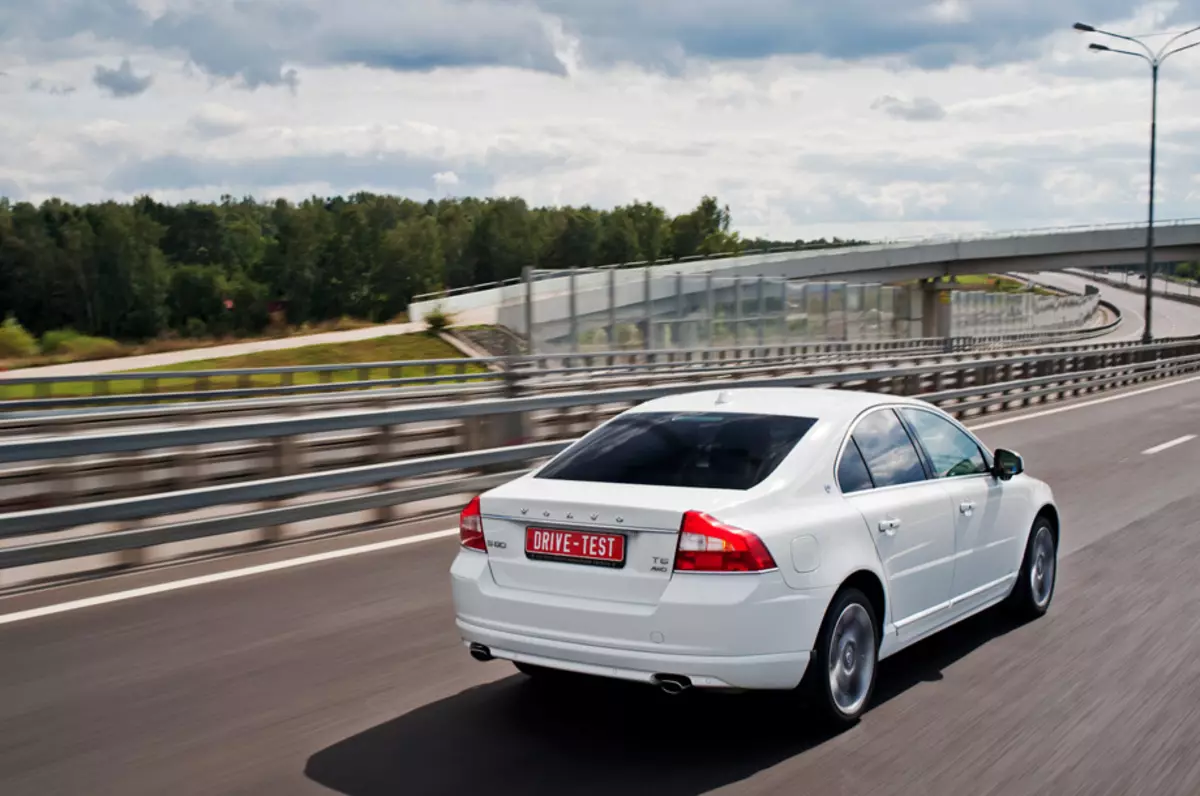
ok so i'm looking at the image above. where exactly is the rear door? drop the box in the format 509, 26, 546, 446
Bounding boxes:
838, 407, 956, 638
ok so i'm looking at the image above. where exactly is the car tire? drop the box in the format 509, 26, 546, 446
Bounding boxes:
802, 587, 880, 729
1005, 515, 1057, 620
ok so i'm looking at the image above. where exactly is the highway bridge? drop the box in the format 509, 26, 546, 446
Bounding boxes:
408, 220, 1200, 344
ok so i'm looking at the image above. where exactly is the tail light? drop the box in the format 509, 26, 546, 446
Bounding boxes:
674, 511, 776, 572
459, 496, 487, 552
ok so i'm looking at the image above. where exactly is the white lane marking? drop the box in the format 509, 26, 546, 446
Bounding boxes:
6, 372, 1200, 627
968, 375, 1200, 431
1142, 435, 1196, 456
0, 528, 458, 627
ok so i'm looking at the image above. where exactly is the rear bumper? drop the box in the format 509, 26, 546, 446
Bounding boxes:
450, 549, 831, 691
458, 619, 812, 690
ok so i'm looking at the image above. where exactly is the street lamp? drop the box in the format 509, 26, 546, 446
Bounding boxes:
1074, 21, 1200, 342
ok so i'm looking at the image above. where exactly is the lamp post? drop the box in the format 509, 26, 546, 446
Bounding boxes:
1073, 21, 1200, 343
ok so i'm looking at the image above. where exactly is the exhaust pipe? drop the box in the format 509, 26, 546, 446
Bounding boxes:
469, 643, 493, 662
653, 674, 692, 696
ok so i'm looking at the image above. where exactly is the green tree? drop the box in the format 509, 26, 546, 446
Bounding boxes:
625, 201, 669, 262
467, 198, 538, 284
546, 207, 602, 269
599, 207, 642, 265
376, 216, 444, 320
0, 190, 855, 344
166, 264, 226, 333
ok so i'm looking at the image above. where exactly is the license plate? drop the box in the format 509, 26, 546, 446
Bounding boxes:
525, 527, 626, 567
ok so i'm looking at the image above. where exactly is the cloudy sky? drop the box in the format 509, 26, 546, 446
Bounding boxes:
1, 0, 1199, 240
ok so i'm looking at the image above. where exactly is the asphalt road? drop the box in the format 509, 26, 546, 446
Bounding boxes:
1030, 270, 1200, 340
3, 375, 1200, 795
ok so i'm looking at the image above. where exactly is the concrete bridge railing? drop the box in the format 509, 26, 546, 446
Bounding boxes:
489, 271, 1102, 355
409, 218, 1200, 349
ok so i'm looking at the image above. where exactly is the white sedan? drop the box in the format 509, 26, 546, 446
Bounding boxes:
450, 387, 1059, 725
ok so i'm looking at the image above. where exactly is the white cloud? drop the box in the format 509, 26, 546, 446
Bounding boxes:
188, 102, 250, 138
0, 1, 1198, 242
433, 170, 461, 194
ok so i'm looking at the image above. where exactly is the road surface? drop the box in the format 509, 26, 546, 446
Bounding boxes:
1031, 270, 1200, 341
3, 373, 1200, 795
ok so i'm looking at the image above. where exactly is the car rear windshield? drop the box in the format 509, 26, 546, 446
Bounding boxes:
535, 411, 817, 490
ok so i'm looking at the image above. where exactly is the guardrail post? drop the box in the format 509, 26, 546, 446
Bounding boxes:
499, 357, 528, 446
733, 275, 743, 347
608, 267, 618, 359
374, 424, 399, 523
1024, 358, 1048, 406
675, 271, 685, 349
175, 440, 201, 491
114, 451, 151, 568
705, 272, 715, 347
757, 275, 766, 346
643, 266, 653, 352
522, 265, 535, 355
46, 422, 79, 509
568, 266, 579, 361
461, 415, 487, 452
1077, 355, 1093, 395
260, 435, 300, 544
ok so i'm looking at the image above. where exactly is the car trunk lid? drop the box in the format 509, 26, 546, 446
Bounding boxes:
479, 477, 740, 605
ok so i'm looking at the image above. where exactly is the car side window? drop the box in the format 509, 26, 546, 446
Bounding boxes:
899, 408, 990, 478
837, 438, 875, 493
849, 409, 928, 488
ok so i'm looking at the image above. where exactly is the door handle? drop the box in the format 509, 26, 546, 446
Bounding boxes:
959, 501, 976, 516
878, 518, 901, 532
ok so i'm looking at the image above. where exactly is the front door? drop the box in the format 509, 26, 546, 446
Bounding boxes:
897, 407, 1018, 610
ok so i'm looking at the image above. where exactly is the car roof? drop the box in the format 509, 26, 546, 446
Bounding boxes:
626, 387, 933, 424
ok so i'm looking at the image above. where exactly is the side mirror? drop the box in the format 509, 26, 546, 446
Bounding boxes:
992, 448, 1024, 480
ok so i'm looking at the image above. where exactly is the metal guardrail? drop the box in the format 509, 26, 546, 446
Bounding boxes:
0, 326, 1153, 436
0, 308, 1124, 414
2, 337, 1199, 588
7, 339, 1190, 463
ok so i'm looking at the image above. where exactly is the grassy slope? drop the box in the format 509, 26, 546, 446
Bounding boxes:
1, 333, 484, 401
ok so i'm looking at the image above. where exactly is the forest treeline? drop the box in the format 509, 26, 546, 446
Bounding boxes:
0, 192, 863, 342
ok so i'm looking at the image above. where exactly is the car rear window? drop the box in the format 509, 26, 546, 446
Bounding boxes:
535, 411, 816, 490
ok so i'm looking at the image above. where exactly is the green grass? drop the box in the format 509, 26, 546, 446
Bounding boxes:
0, 314, 408, 372
898, 274, 1055, 297
0, 333, 488, 402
